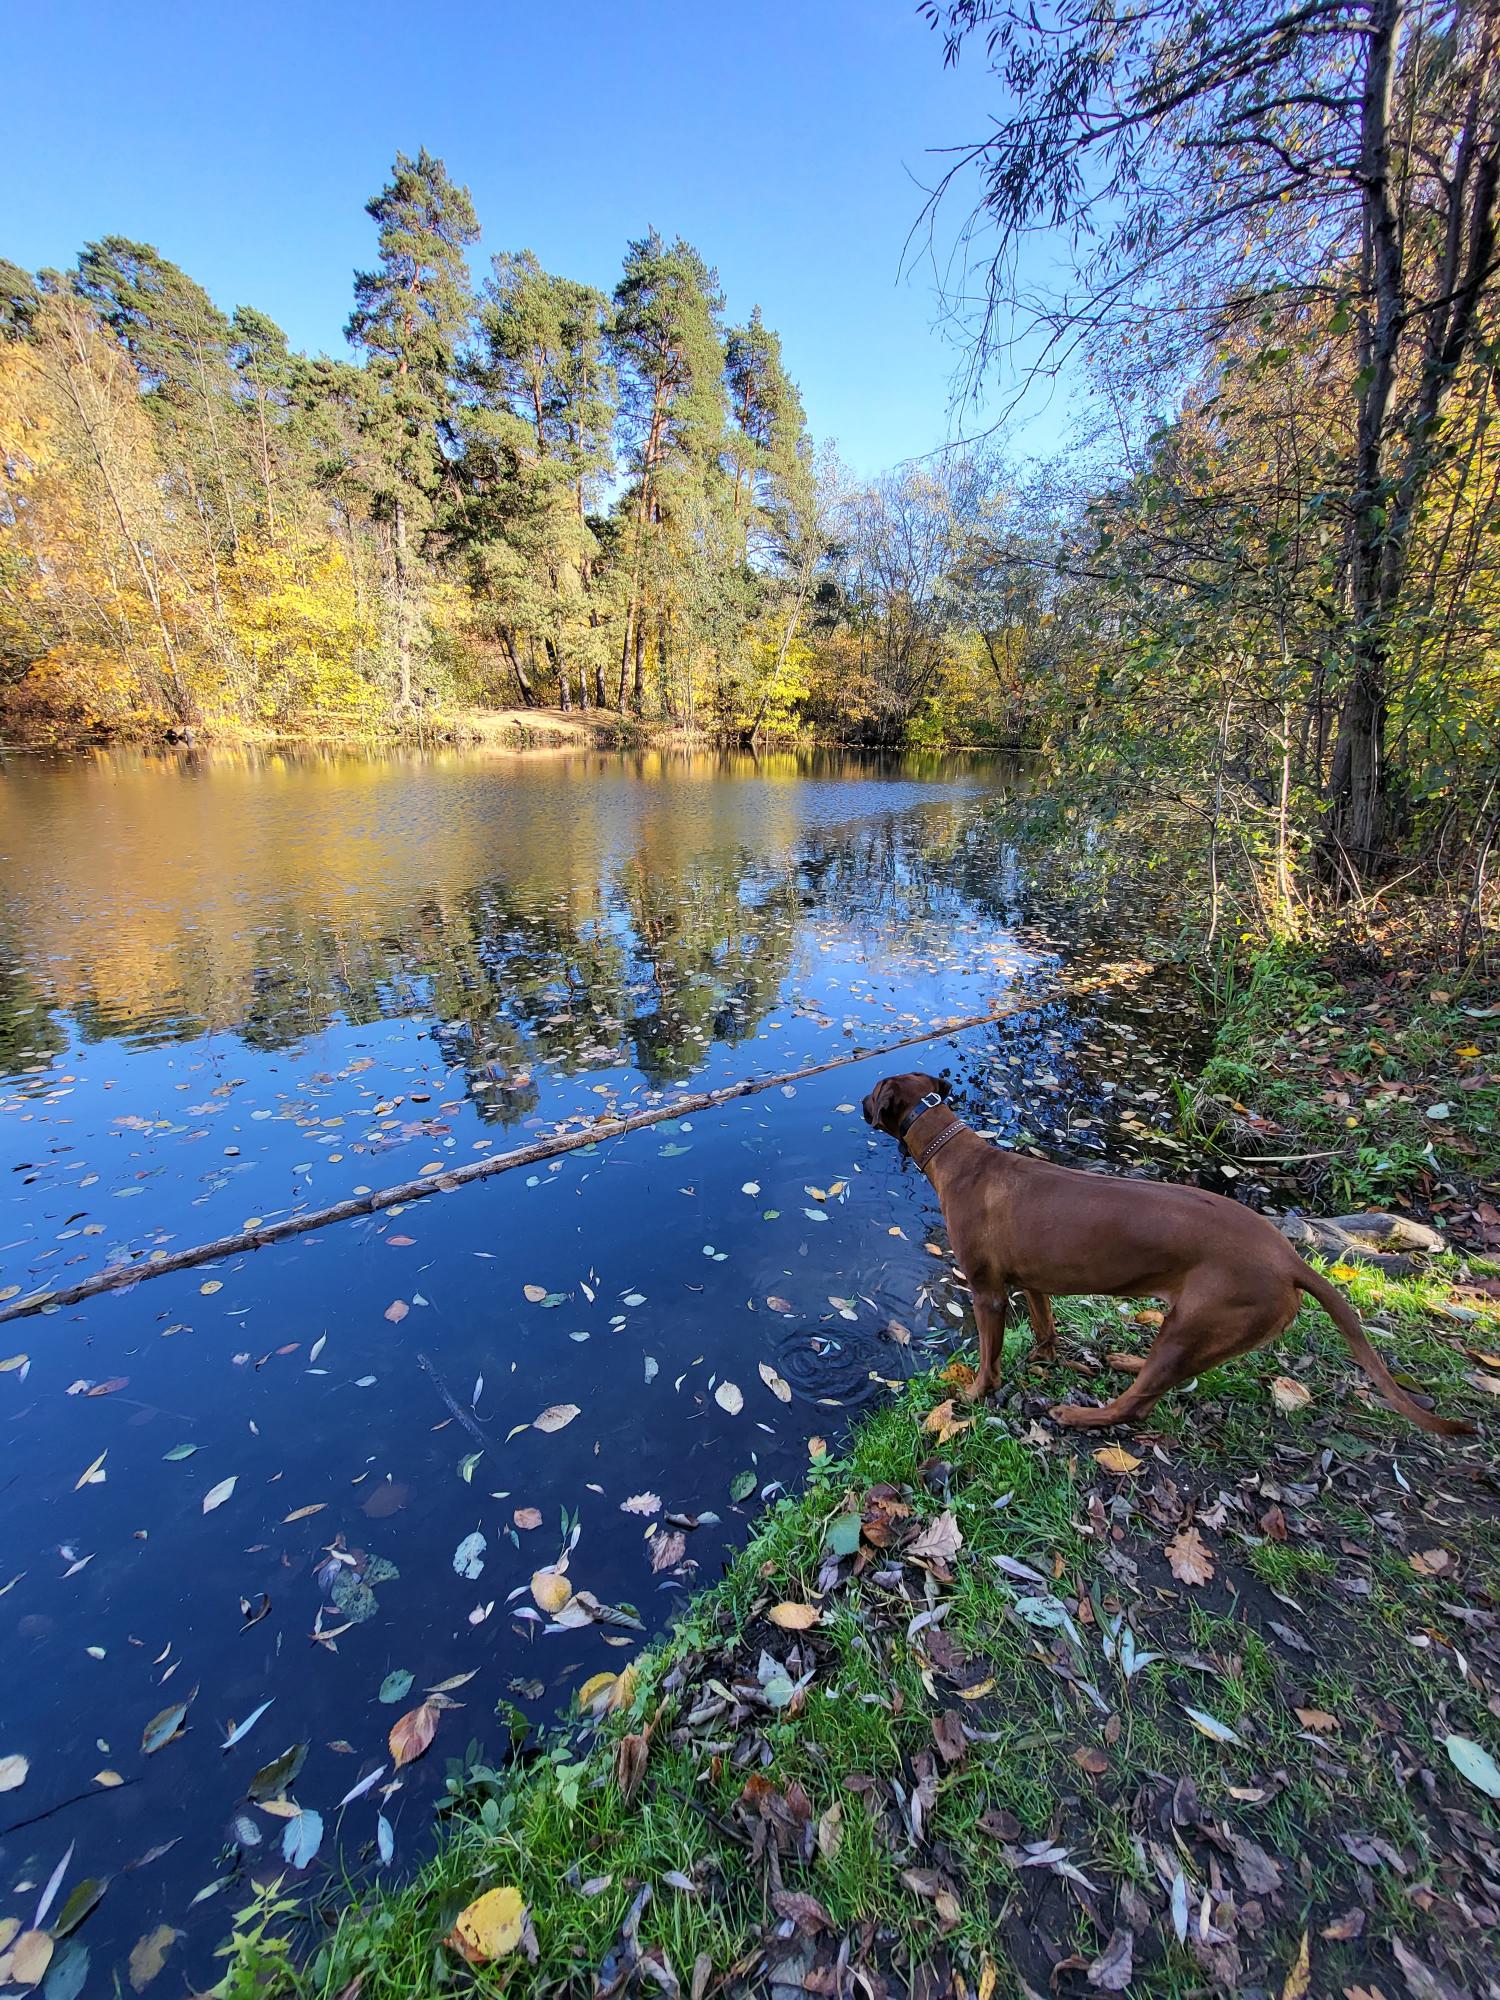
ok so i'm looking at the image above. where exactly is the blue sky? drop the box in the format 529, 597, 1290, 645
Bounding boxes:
6, 0, 1063, 475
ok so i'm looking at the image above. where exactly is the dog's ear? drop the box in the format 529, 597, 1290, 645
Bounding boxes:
937, 1073, 952, 1101
869, 1077, 892, 1125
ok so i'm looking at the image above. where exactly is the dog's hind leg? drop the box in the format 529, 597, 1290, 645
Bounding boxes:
1049, 1303, 1277, 1429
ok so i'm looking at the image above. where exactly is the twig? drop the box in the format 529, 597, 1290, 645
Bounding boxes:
0, 1006, 1023, 1324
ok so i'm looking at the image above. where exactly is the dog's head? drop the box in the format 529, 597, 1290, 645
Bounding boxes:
861, 1070, 951, 1139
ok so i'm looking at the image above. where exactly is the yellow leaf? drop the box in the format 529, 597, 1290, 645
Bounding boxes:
74, 1450, 107, 1489
10, 1930, 53, 1986
576, 1672, 618, 1715
1328, 1263, 1360, 1281
1280, 1931, 1310, 2000
1093, 1445, 1142, 1475
282, 1504, 327, 1522
531, 1568, 573, 1614
200, 1280, 222, 1295
0, 1353, 29, 1371
767, 1601, 821, 1630
94, 1768, 124, 1787
448, 1885, 527, 1964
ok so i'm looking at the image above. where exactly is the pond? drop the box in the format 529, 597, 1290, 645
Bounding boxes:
0, 746, 1199, 1992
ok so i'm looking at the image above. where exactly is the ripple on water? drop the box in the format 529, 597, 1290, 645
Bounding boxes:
766, 1320, 924, 1407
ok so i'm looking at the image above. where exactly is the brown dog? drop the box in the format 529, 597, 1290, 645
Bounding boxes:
863, 1071, 1473, 1435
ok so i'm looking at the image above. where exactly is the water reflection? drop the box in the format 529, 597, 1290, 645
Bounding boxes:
3, 746, 1168, 1994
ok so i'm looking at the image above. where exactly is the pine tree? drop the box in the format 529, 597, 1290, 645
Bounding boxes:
345, 148, 480, 706
611, 232, 728, 712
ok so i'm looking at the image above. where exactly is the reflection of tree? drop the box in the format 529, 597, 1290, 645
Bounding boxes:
0, 750, 1042, 1104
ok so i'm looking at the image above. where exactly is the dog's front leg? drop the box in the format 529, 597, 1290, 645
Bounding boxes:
964, 1290, 1009, 1403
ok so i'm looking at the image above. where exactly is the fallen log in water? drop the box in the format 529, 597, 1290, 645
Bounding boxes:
0, 1005, 1021, 1324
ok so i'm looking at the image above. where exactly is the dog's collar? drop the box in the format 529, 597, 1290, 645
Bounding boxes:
895, 1091, 945, 1141
911, 1115, 964, 1174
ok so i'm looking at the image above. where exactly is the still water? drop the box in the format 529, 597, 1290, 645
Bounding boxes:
0, 747, 1189, 1991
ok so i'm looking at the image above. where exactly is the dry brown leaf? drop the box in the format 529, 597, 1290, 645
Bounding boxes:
383, 1299, 408, 1324
1294, 1706, 1340, 1732
713, 1380, 744, 1414
650, 1530, 687, 1573
616, 1730, 648, 1804
922, 1399, 971, 1445
1165, 1525, 1216, 1587
512, 1506, 543, 1530
817, 1799, 844, 1861
1270, 1375, 1311, 1413
523, 1284, 549, 1303
388, 1700, 439, 1769
535, 1403, 580, 1433
620, 1492, 661, 1516
758, 1362, 792, 1403
907, 1511, 963, 1563
1168, 1520, 1216, 1584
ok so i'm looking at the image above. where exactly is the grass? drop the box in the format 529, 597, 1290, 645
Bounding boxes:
1194, 935, 1498, 1212
217, 1258, 1498, 2000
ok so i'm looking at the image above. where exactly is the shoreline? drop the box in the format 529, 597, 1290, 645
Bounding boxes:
222, 1267, 1498, 2000
0, 709, 1034, 759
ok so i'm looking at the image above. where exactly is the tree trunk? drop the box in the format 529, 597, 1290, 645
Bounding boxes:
500, 628, 535, 706
392, 499, 414, 709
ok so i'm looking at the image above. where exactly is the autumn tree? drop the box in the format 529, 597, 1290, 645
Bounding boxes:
925, 0, 1500, 880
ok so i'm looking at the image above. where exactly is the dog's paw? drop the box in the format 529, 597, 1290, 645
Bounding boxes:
960, 1377, 994, 1407
1048, 1400, 1107, 1428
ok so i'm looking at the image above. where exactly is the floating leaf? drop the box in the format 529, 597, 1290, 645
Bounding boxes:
377, 1814, 394, 1866
714, 1380, 744, 1414
0, 1752, 28, 1791
767, 1602, 820, 1630
383, 1299, 408, 1323
758, 1362, 792, 1403
388, 1701, 439, 1769
202, 1476, 236, 1514
127, 1925, 179, 1992
452, 1531, 486, 1580
52, 1878, 104, 1940
531, 1568, 573, 1614
281, 1809, 324, 1869
282, 1503, 326, 1523
448, 1885, 527, 1964
221, 1699, 273, 1749
41, 1943, 90, 2000
523, 1284, 548, 1302
161, 1444, 198, 1462
11, 1931, 54, 1986
730, 1469, 757, 1502
141, 1702, 188, 1755
378, 1670, 414, 1705
247, 1742, 307, 1800
512, 1506, 542, 1530
1445, 1733, 1500, 1798
535, 1403, 580, 1433
73, 1451, 107, 1491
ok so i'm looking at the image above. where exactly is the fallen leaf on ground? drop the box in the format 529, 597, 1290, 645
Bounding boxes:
908, 1511, 963, 1563
1280, 1931, 1310, 2000
767, 1601, 820, 1629
1294, 1706, 1340, 1732
1093, 1445, 1141, 1474
1445, 1733, 1500, 1798
1270, 1375, 1311, 1413
447, 1885, 527, 1964
1165, 1525, 1215, 1587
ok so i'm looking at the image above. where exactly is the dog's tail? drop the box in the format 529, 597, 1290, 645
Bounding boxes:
1294, 1263, 1475, 1436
